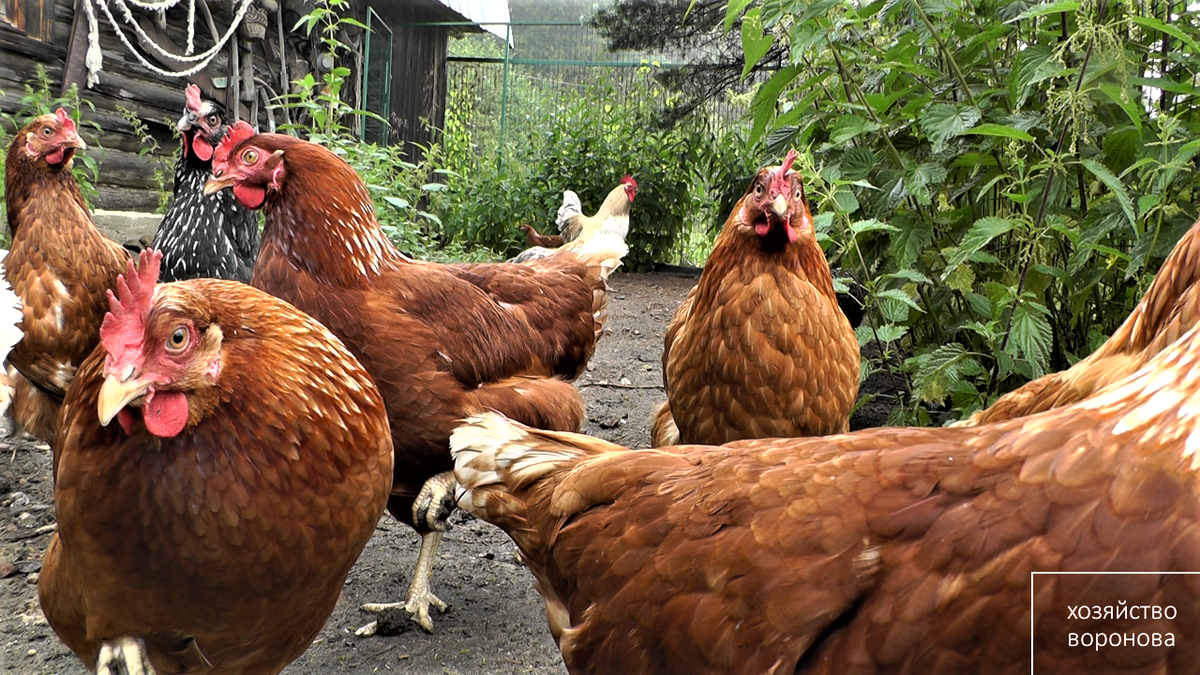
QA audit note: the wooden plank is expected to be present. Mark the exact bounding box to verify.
[60,0,87,95]
[0,23,66,61]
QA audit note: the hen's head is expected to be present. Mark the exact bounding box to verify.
[621,175,637,203]
[97,249,225,438]
[177,83,228,163]
[17,109,86,169]
[735,149,812,249]
[204,121,283,209]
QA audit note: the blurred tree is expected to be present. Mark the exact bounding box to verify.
[590,0,783,125]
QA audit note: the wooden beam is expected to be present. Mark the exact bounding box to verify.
[60,0,87,96]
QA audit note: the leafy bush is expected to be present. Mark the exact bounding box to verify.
[437,67,758,271]
[732,0,1200,423]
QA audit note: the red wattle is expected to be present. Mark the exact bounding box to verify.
[754,222,770,237]
[118,409,134,436]
[786,215,798,244]
[44,147,65,165]
[143,390,189,438]
[194,139,213,162]
[233,183,266,209]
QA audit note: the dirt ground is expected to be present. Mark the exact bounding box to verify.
[0,270,900,675]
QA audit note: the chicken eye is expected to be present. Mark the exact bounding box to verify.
[207,114,220,125]
[794,189,803,200]
[754,183,764,195]
[242,149,258,164]
[167,327,189,352]
[41,126,53,136]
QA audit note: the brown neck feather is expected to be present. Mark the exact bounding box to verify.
[258,139,403,288]
[5,141,88,236]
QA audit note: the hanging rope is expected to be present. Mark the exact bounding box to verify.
[82,0,255,85]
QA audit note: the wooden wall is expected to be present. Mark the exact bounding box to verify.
[372,1,449,162]
[2,0,473,212]
[0,0,239,212]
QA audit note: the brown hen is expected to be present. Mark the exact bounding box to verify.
[3,109,130,443]
[453,317,1200,674]
[959,214,1200,426]
[205,122,623,632]
[40,250,393,675]
[652,151,859,446]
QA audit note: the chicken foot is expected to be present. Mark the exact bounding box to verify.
[96,637,156,675]
[357,472,457,635]
[357,530,449,634]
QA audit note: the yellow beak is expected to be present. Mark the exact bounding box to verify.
[67,136,87,151]
[769,195,788,218]
[203,175,234,196]
[97,374,150,427]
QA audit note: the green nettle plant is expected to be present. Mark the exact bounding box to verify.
[730,0,1200,424]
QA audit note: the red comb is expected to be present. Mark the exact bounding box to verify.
[55,108,77,136]
[99,250,162,364]
[770,149,798,194]
[185,83,203,113]
[214,120,256,169]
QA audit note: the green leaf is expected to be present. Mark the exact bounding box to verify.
[964,123,1035,142]
[942,216,1016,280]
[1005,1,1080,23]
[382,195,410,210]
[875,324,909,342]
[883,269,932,285]
[877,288,925,313]
[723,0,756,33]
[907,343,979,403]
[850,219,899,235]
[1081,158,1137,232]
[741,9,774,78]
[945,264,976,293]
[1130,15,1200,52]
[920,104,982,153]
[892,219,933,268]
[749,65,803,145]
[1098,83,1142,131]
[1008,300,1053,377]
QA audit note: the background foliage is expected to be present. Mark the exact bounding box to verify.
[730,0,1200,423]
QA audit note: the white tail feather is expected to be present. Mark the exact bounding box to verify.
[555,190,583,233]
[450,413,586,517]
[0,251,25,418]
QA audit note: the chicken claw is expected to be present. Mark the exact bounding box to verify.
[356,530,449,634]
[96,637,156,675]
[413,471,458,531]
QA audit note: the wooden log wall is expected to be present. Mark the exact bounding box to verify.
[374,1,448,162]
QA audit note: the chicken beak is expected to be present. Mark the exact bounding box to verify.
[769,195,788,218]
[203,175,234,196]
[97,374,150,427]
[177,111,196,132]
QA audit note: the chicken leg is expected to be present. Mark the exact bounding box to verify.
[357,472,456,634]
[96,637,156,675]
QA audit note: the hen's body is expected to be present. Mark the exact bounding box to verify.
[154,149,259,283]
[960,215,1200,426]
[454,318,1200,674]
[41,276,393,675]
[4,112,129,442]
[210,128,622,630]
[653,157,859,446]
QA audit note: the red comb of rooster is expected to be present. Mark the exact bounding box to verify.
[770,149,798,193]
[621,175,637,189]
[99,249,162,361]
[55,108,77,136]
[214,120,256,168]
[185,83,203,113]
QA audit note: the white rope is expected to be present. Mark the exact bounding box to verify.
[83,0,255,83]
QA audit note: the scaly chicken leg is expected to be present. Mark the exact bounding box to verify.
[96,637,156,675]
[357,472,456,634]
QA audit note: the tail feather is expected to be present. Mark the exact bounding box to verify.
[0,250,25,420]
[450,412,622,522]
[470,376,585,433]
[651,400,681,447]
[556,191,583,235]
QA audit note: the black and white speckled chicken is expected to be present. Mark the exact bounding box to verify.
[152,84,259,283]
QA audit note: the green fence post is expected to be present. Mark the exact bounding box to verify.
[500,22,511,159]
